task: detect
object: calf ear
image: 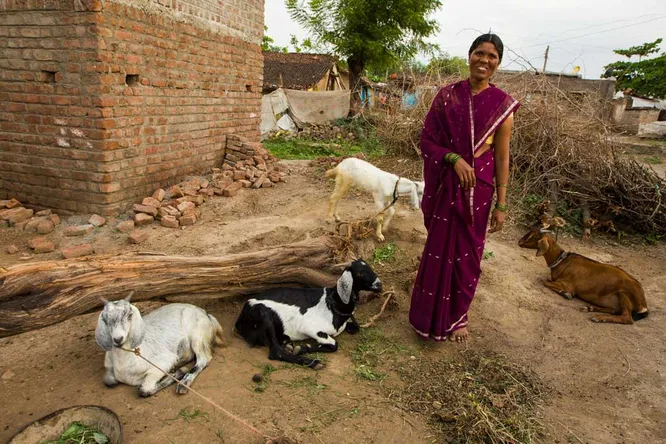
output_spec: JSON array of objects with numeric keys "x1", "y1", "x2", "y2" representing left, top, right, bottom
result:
[
  {"x1": 536, "y1": 238, "x2": 549, "y2": 256},
  {"x1": 336, "y1": 270, "x2": 354, "y2": 304}
]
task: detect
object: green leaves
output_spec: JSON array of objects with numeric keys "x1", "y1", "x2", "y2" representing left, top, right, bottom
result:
[{"x1": 602, "y1": 38, "x2": 666, "y2": 98}]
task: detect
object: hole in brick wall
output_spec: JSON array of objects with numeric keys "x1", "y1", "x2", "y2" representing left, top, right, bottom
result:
[
  {"x1": 42, "y1": 71, "x2": 56, "y2": 83},
  {"x1": 246, "y1": 84, "x2": 253, "y2": 92},
  {"x1": 126, "y1": 74, "x2": 139, "y2": 86}
]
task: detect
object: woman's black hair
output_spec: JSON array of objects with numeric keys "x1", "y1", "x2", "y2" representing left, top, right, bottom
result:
[{"x1": 468, "y1": 33, "x2": 504, "y2": 62}]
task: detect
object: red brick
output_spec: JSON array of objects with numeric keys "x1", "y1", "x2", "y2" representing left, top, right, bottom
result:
[
  {"x1": 152, "y1": 188, "x2": 166, "y2": 201},
  {"x1": 160, "y1": 215, "x2": 179, "y2": 228},
  {"x1": 37, "y1": 219, "x2": 55, "y2": 234},
  {"x1": 116, "y1": 220, "x2": 135, "y2": 233},
  {"x1": 179, "y1": 214, "x2": 197, "y2": 225},
  {"x1": 65, "y1": 224, "x2": 94, "y2": 237},
  {"x1": 168, "y1": 185, "x2": 184, "y2": 198},
  {"x1": 134, "y1": 213, "x2": 154, "y2": 226},
  {"x1": 184, "y1": 195, "x2": 205, "y2": 206},
  {"x1": 176, "y1": 201, "x2": 196, "y2": 213},
  {"x1": 35, "y1": 209, "x2": 52, "y2": 217},
  {"x1": 239, "y1": 180, "x2": 252, "y2": 188},
  {"x1": 34, "y1": 241, "x2": 56, "y2": 254},
  {"x1": 5, "y1": 198, "x2": 21, "y2": 209},
  {"x1": 50, "y1": 214, "x2": 61, "y2": 226},
  {"x1": 142, "y1": 197, "x2": 161, "y2": 208},
  {"x1": 28, "y1": 237, "x2": 49, "y2": 249},
  {"x1": 88, "y1": 214, "x2": 106, "y2": 227},
  {"x1": 62, "y1": 244, "x2": 94, "y2": 259},
  {"x1": 133, "y1": 204, "x2": 158, "y2": 217},
  {"x1": 128, "y1": 229, "x2": 148, "y2": 244},
  {"x1": 8, "y1": 208, "x2": 34, "y2": 225}
]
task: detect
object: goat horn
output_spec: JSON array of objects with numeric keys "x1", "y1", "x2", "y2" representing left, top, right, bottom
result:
[{"x1": 124, "y1": 290, "x2": 135, "y2": 302}]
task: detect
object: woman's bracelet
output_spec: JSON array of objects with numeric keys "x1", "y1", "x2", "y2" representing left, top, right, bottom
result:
[
  {"x1": 496, "y1": 183, "x2": 508, "y2": 188},
  {"x1": 445, "y1": 153, "x2": 462, "y2": 164},
  {"x1": 495, "y1": 202, "x2": 508, "y2": 212}
]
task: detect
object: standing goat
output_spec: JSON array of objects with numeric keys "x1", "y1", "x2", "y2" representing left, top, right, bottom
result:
[
  {"x1": 233, "y1": 259, "x2": 382, "y2": 369},
  {"x1": 518, "y1": 227, "x2": 649, "y2": 324},
  {"x1": 325, "y1": 157, "x2": 425, "y2": 241},
  {"x1": 95, "y1": 293, "x2": 224, "y2": 397}
]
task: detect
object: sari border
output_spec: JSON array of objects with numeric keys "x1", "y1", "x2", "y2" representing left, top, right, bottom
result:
[{"x1": 473, "y1": 99, "x2": 520, "y2": 152}]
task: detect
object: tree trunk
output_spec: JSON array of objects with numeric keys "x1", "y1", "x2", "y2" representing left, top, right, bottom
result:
[
  {"x1": 0, "y1": 237, "x2": 341, "y2": 338},
  {"x1": 347, "y1": 55, "x2": 365, "y2": 115}
]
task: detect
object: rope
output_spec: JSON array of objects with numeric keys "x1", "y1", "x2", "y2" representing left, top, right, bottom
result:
[
  {"x1": 119, "y1": 347, "x2": 274, "y2": 441},
  {"x1": 360, "y1": 291, "x2": 395, "y2": 328}
]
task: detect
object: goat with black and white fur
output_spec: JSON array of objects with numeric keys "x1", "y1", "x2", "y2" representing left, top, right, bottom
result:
[
  {"x1": 95, "y1": 293, "x2": 224, "y2": 397},
  {"x1": 233, "y1": 259, "x2": 382, "y2": 369}
]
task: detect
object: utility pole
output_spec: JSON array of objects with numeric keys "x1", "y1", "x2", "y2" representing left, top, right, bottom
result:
[{"x1": 542, "y1": 46, "x2": 550, "y2": 74}]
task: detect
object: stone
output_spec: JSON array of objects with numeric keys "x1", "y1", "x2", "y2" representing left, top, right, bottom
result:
[
  {"x1": 184, "y1": 195, "x2": 205, "y2": 206},
  {"x1": 116, "y1": 220, "x2": 135, "y2": 233},
  {"x1": 133, "y1": 204, "x2": 158, "y2": 217},
  {"x1": 35, "y1": 209, "x2": 52, "y2": 216},
  {"x1": 142, "y1": 197, "x2": 162, "y2": 208},
  {"x1": 152, "y1": 188, "x2": 166, "y2": 201},
  {"x1": 261, "y1": 181, "x2": 274, "y2": 188},
  {"x1": 0, "y1": 200, "x2": 9, "y2": 209},
  {"x1": 128, "y1": 230, "x2": 148, "y2": 244},
  {"x1": 24, "y1": 217, "x2": 45, "y2": 232},
  {"x1": 269, "y1": 172, "x2": 281, "y2": 183},
  {"x1": 239, "y1": 180, "x2": 252, "y2": 188},
  {"x1": 8, "y1": 208, "x2": 34, "y2": 225},
  {"x1": 5, "y1": 198, "x2": 21, "y2": 209},
  {"x1": 169, "y1": 185, "x2": 184, "y2": 198},
  {"x1": 34, "y1": 241, "x2": 56, "y2": 254},
  {"x1": 62, "y1": 244, "x2": 94, "y2": 259},
  {"x1": 6, "y1": 244, "x2": 19, "y2": 254},
  {"x1": 176, "y1": 201, "x2": 196, "y2": 213},
  {"x1": 88, "y1": 214, "x2": 106, "y2": 227},
  {"x1": 49, "y1": 214, "x2": 61, "y2": 226},
  {"x1": 160, "y1": 215, "x2": 179, "y2": 228},
  {"x1": 213, "y1": 188, "x2": 224, "y2": 196},
  {"x1": 1, "y1": 370, "x2": 15, "y2": 381},
  {"x1": 134, "y1": 213, "x2": 154, "y2": 226},
  {"x1": 28, "y1": 237, "x2": 49, "y2": 249},
  {"x1": 65, "y1": 224, "x2": 94, "y2": 237},
  {"x1": 37, "y1": 219, "x2": 55, "y2": 234},
  {"x1": 179, "y1": 214, "x2": 197, "y2": 226}
]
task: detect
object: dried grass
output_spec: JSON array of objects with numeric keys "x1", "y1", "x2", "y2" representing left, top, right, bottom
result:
[{"x1": 371, "y1": 72, "x2": 666, "y2": 236}]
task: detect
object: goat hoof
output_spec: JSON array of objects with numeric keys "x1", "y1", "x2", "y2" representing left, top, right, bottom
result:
[
  {"x1": 580, "y1": 306, "x2": 593, "y2": 312},
  {"x1": 590, "y1": 315, "x2": 604, "y2": 323},
  {"x1": 291, "y1": 345, "x2": 302, "y2": 355},
  {"x1": 176, "y1": 384, "x2": 190, "y2": 395},
  {"x1": 137, "y1": 388, "x2": 152, "y2": 398},
  {"x1": 310, "y1": 360, "x2": 325, "y2": 371}
]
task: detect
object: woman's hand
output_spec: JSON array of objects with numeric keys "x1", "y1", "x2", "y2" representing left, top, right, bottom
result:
[
  {"x1": 488, "y1": 208, "x2": 505, "y2": 233},
  {"x1": 453, "y1": 158, "x2": 476, "y2": 189}
]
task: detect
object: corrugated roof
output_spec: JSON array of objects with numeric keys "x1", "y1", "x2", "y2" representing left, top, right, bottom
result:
[{"x1": 263, "y1": 52, "x2": 336, "y2": 91}]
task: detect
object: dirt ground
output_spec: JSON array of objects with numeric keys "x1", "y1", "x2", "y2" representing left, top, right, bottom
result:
[{"x1": 1, "y1": 159, "x2": 665, "y2": 444}]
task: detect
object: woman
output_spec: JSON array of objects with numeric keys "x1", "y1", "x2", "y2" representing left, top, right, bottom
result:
[{"x1": 409, "y1": 33, "x2": 519, "y2": 343}]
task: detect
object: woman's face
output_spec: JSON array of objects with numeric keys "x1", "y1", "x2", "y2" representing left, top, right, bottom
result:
[{"x1": 468, "y1": 42, "x2": 500, "y2": 82}]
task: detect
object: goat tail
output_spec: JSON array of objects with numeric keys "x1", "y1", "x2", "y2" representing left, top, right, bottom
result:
[
  {"x1": 208, "y1": 314, "x2": 226, "y2": 347},
  {"x1": 631, "y1": 309, "x2": 649, "y2": 322},
  {"x1": 325, "y1": 167, "x2": 338, "y2": 179}
]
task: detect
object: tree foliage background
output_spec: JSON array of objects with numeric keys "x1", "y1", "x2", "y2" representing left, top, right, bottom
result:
[{"x1": 602, "y1": 38, "x2": 666, "y2": 98}]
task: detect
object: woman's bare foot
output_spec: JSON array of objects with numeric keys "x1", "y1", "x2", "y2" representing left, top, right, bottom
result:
[{"x1": 450, "y1": 327, "x2": 469, "y2": 343}]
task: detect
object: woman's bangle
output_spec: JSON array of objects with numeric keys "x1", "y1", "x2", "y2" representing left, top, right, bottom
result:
[
  {"x1": 445, "y1": 153, "x2": 462, "y2": 164},
  {"x1": 495, "y1": 202, "x2": 508, "y2": 212},
  {"x1": 496, "y1": 183, "x2": 508, "y2": 188}
]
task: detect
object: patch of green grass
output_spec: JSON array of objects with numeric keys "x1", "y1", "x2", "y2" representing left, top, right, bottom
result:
[
  {"x1": 350, "y1": 327, "x2": 412, "y2": 382},
  {"x1": 644, "y1": 233, "x2": 663, "y2": 245},
  {"x1": 264, "y1": 135, "x2": 384, "y2": 160},
  {"x1": 41, "y1": 422, "x2": 108, "y2": 444},
  {"x1": 171, "y1": 406, "x2": 209, "y2": 422},
  {"x1": 372, "y1": 242, "x2": 398, "y2": 264},
  {"x1": 482, "y1": 250, "x2": 495, "y2": 260},
  {"x1": 644, "y1": 156, "x2": 663, "y2": 164},
  {"x1": 282, "y1": 374, "x2": 328, "y2": 394},
  {"x1": 253, "y1": 363, "x2": 278, "y2": 393}
]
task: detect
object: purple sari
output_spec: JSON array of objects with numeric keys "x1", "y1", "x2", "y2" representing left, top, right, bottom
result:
[{"x1": 409, "y1": 79, "x2": 519, "y2": 340}]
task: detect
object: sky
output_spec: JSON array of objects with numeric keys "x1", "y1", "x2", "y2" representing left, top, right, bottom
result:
[{"x1": 264, "y1": 0, "x2": 666, "y2": 79}]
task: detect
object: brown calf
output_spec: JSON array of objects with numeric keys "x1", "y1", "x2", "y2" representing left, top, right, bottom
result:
[{"x1": 518, "y1": 227, "x2": 649, "y2": 324}]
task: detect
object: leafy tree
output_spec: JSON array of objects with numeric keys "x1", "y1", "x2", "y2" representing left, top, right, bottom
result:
[
  {"x1": 428, "y1": 52, "x2": 468, "y2": 76},
  {"x1": 286, "y1": 0, "x2": 442, "y2": 109},
  {"x1": 602, "y1": 38, "x2": 666, "y2": 98}
]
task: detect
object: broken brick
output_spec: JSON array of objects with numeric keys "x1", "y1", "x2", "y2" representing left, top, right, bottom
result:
[
  {"x1": 35, "y1": 209, "x2": 52, "y2": 217},
  {"x1": 6, "y1": 244, "x2": 19, "y2": 254},
  {"x1": 62, "y1": 244, "x2": 94, "y2": 259},
  {"x1": 168, "y1": 185, "x2": 184, "y2": 198},
  {"x1": 37, "y1": 219, "x2": 55, "y2": 234},
  {"x1": 142, "y1": 197, "x2": 162, "y2": 208},
  {"x1": 261, "y1": 181, "x2": 274, "y2": 188},
  {"x1": 152, "y1": 188, "x2": 166, "y2": 202},
  {"x1": 233, "y1": 170, "x2": 246, "y2": 181},
  {"x1": 212, "y1": 188, "x2": 224, "y2": 196},
  {"x1": 24, "y1": 218, "x2": 44, "y2": 232},
  {"x1": 239, "y1": 180, "x2": 252, "y2": 188},
  {"x1": 50, "y1": 214, "x2": 61, "y2": 226},
  {"x1": 200, "y1": 180, "x2": 209, "y2": 189},
  {"x1": 116, "y1": 220, "x2": 135, "y2": 233},
  {"x1": 160, "y1": 215, "x2": 179, "y2": 228},
  {"x1": 5, "y1": 198, "x2": 21, "y2": 209},
  {"x1": 7, "y1": 208, "x2": 34, "y2": 225},
  {"x1": 28, "y1": 237, "x2": 49, "y2": 249},
  {"x1": 34, "y1": 241, "x2": 56, "y2": 254},
  {"x1": 128, "y1": 229, "x2": 148, "y2": 244},
  {"x1": 179, "y1": 214, "x2": 197, "y2": 226},
  {"x1": 65, "y1": 224, "x2": 94, "y2": 237},
  {"x1": 134, "y1": 213, "x2": 154, "y2": 226},
  {"x1": 269, "y1": 172, "x2": 281, "y2": 183},
  {"x1": 184, "y1": 195, "x2": 205, "y2": 206},
  {"x1": 176, "y1": 201, "x2": 196, "y2": 213},
  {"x1": 88, "y1": 214, "x2": 106, "y2": 227},
  {"x1": 133, "y1": 204, "x2": 158, "y2": 217}
]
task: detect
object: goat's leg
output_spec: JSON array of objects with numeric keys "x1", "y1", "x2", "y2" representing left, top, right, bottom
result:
[
  {"x1": 296, "y1": 331, "x2": 339, "y2": 354},
  {"x1": 176, "y1": 339, "x2": 214, "y2": 395},
  {"x1": 138, "y1": 369, "x2": 182, "y2": 398},
  {"x1": 590, "y1": 293, "x2": 634, "y2": 324},
  {"x1": 580, "y1": 304, "x2": 618, "y2": 314},
  {"x1": 382, "y1": 206, "x2": 396, "y2": 232},
  {"x1": 374, "y1": 195, "x2": 388, "y2": 242},
  {"x1": 102, "y1": 354, "x2": 119, "y2": 388},
  {"x1": 543, "y1": 280, "x2": 574, "y2": 300},
  {"x1": 344, "y1": 316, "x2": 360, "y2": 334},
  {"x1": 328, "y1": 175, "x2": 351, "y2": 222}
]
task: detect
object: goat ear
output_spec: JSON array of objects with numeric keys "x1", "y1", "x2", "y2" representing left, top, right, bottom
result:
[
  {"x1": 128, "y1": 309, "x2": 146, "y2": 349},
  {"x1": 536, "y1": 238, "x2": 550, "y2": 257},
  {"x1": 124, "y1": 291, "x2": 135, "y2": 302},
  {"x1": 336, "y1": 270, "x2": 354, "y2": 304},
  {"x1": 95, "y1": 313, "x2": 114, "y2": 352}
]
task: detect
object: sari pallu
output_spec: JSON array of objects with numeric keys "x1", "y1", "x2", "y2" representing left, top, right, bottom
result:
[{"x1": 410, "y1": 80, "x2": 520, "y2": 340}]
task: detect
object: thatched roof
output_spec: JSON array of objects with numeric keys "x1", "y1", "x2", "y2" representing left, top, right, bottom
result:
[{"x1": 263, "y1": 52, "x2": 336, "y2": 92}]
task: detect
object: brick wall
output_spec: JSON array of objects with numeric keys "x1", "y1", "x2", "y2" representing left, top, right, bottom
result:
[{"x1": 0, "y1": 0, "x2": 264, "y2": 215}]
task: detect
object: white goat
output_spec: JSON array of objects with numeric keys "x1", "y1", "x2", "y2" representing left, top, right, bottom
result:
[
  {"x1": 325, "y1": 157, "x2": 425, "y2": 241},
  {"x1": 95, "y1": 293, "x2": 224, "y2": 397}
]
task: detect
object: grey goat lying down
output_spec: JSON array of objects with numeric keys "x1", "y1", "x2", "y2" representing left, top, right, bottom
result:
[
  {"x1": 233, "y1": 259, "x2": 382, "y2": 369},
  {"x1": 95, "y1": 293, "x2": 224, "y2": 397}
]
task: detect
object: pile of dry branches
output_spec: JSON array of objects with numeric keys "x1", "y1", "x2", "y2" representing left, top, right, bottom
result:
[{"x1": 372, "y1": 72, "x2": 666, "y2": 236}]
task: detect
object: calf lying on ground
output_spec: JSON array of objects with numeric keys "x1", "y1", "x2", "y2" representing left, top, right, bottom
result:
[
  {"x1": 233, "y1": 259, "x2": 382, "y2": 369},
  {"x1": 518, "y1": 227, "x2": 649, "y2": 324}
]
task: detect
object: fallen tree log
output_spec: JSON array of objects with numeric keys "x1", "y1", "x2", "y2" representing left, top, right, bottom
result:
[{"x1": 0, "y1": 236, "x2": 342, "y2": 338}]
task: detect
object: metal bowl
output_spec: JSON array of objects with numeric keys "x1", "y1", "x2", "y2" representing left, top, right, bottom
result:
[{"x1": 8, "y1": 405, "x2": 122, "y2": 444}]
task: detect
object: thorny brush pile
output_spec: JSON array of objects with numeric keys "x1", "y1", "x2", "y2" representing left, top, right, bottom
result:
[{"x1": 372, "y1": 72, "x2": 666, "y2": 238}]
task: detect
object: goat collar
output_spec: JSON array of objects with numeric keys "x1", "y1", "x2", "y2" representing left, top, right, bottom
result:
[
  {"x1": 390, "y1": 177, "x2": 401, "y2": 207},
  {"x1": 326, "y1": 292, "x2": 355, "y2": 317},
  {"x1": 548, "y1": 251, "x2": 568, "y2": 269}
]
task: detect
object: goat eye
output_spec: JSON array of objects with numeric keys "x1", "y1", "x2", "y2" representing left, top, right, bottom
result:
[{"x1": 128, "y1": 312, "x2": 133, "y2": 320}]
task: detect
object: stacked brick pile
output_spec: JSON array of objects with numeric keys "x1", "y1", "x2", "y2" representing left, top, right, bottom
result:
[{"x1": 215, "y1": 135, "x2": 286, "y2": 195}]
